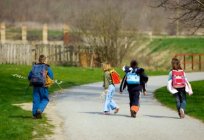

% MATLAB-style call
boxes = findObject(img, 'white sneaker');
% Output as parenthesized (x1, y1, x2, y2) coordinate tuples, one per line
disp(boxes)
(179, 108, 185, 119)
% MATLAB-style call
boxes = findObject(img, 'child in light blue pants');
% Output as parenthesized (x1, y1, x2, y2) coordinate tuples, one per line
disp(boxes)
(102, 63, 119, 115)
(104, 84, 118, 113)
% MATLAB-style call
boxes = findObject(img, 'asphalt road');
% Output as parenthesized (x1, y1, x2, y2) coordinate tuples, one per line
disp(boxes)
(55, 72, 204, 140)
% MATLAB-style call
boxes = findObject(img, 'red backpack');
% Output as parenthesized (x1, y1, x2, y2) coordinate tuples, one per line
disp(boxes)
(109, 69, 121, 84)
(172, 70, 185, 88)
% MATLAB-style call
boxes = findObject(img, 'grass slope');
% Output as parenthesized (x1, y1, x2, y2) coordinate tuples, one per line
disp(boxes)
(131, 37, 204, 70)
(149, 37, 204, 53)
(155, 80, 204, 122)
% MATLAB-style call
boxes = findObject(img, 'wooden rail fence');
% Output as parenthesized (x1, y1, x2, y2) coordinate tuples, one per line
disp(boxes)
(175, 53, 204, 71)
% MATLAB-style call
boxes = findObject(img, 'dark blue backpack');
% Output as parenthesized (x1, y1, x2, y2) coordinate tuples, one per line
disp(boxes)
(30, 64, 47, 87)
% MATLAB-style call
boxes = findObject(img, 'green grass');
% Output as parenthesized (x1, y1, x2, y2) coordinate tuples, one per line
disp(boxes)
(48, 30, 63, 41)
(0, 64, 167, 139)
(6, 27, 21, 40)
(0, 65, 54, 140)
(155, 80, 204, 122)
(148, 38, 204, 54)
(27, 29, 42, 41)
(0, 64, 120, 140)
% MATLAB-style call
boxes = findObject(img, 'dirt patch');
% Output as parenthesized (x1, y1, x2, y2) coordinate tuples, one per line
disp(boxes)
(13, 101, 65, 140)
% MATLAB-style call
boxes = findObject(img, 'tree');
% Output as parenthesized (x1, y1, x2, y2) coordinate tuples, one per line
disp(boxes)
(156, 0, 204, 33)
(75, 1, 137, 66)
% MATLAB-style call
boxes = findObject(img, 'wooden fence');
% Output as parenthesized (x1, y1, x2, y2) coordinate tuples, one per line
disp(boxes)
(0, 43, 32, 65)
(175, 53, 204, 71)
(0, 43, 93, 66)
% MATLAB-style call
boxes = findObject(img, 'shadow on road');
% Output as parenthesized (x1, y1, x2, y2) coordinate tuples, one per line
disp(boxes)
(80, 112, 131, 118)
(144, 114, 179, 119)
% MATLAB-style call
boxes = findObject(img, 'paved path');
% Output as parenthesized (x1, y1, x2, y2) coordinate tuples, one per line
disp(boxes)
(55, 72, 204, 140)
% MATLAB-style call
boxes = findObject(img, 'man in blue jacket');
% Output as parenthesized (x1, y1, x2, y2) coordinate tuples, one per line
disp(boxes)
(28, 55, 53, 119)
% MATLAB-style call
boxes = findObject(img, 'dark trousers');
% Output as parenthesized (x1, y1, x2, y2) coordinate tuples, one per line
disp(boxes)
(128, 89, 140, 108)
(174, 87, 186, 111)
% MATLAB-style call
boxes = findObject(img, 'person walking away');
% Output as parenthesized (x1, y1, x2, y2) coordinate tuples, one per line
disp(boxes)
(167, 58, 193, 119)
(102, 63, 119, 115)
(120, 60, 148, 118)
(28, 55, 54, 119)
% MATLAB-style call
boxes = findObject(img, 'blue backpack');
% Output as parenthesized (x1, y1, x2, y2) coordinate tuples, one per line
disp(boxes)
(30, 64, 47, 87)
(126, 70, 140, 84)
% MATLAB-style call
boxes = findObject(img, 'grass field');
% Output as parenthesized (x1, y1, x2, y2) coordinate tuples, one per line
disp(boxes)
(155, 80, 204, 122)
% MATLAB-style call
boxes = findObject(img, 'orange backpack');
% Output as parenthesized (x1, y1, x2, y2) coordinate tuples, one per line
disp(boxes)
(109, 69, 121, 84)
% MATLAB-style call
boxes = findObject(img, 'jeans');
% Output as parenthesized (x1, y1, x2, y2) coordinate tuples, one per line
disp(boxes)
(174, 88, 186, 111)
(104, 84, 118, 112)
(32, 87, 49, 116)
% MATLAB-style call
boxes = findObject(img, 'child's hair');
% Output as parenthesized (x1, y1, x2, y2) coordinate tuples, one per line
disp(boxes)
(130, 60, 138, 68)
(102, 62, 111, 71)
(39, 55, 46, 63)
(171, 58, 182, 70)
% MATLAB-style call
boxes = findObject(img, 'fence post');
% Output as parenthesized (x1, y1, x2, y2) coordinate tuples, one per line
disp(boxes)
(63, 24, 69, 45)
(183, 55, 186, 70)
(199, 55, 201, 71)
(192, 54, 194, 70)
(1, 23, 6, 43)
(43, 24, 48, 44)
(22, 25, 27, 43)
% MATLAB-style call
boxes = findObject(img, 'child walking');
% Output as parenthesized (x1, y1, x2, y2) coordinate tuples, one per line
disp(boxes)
(28, 55, 54, 119)
(120, 60, 148, 118)
(102, 63, 119, 115)
(167, 58, 193, 119)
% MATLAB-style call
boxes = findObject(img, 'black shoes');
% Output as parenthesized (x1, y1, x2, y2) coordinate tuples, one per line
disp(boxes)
(35, 109, 42, 119)
(130, 110, 136, 118)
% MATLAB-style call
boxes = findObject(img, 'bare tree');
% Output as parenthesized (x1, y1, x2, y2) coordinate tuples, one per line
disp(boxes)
(156, 0, 204, 33)
(75, 1, 137, 66)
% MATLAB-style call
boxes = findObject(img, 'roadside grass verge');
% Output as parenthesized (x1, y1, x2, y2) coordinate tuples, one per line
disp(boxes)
(0, 65, 53, 140)
(154, 80, 204, 122)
